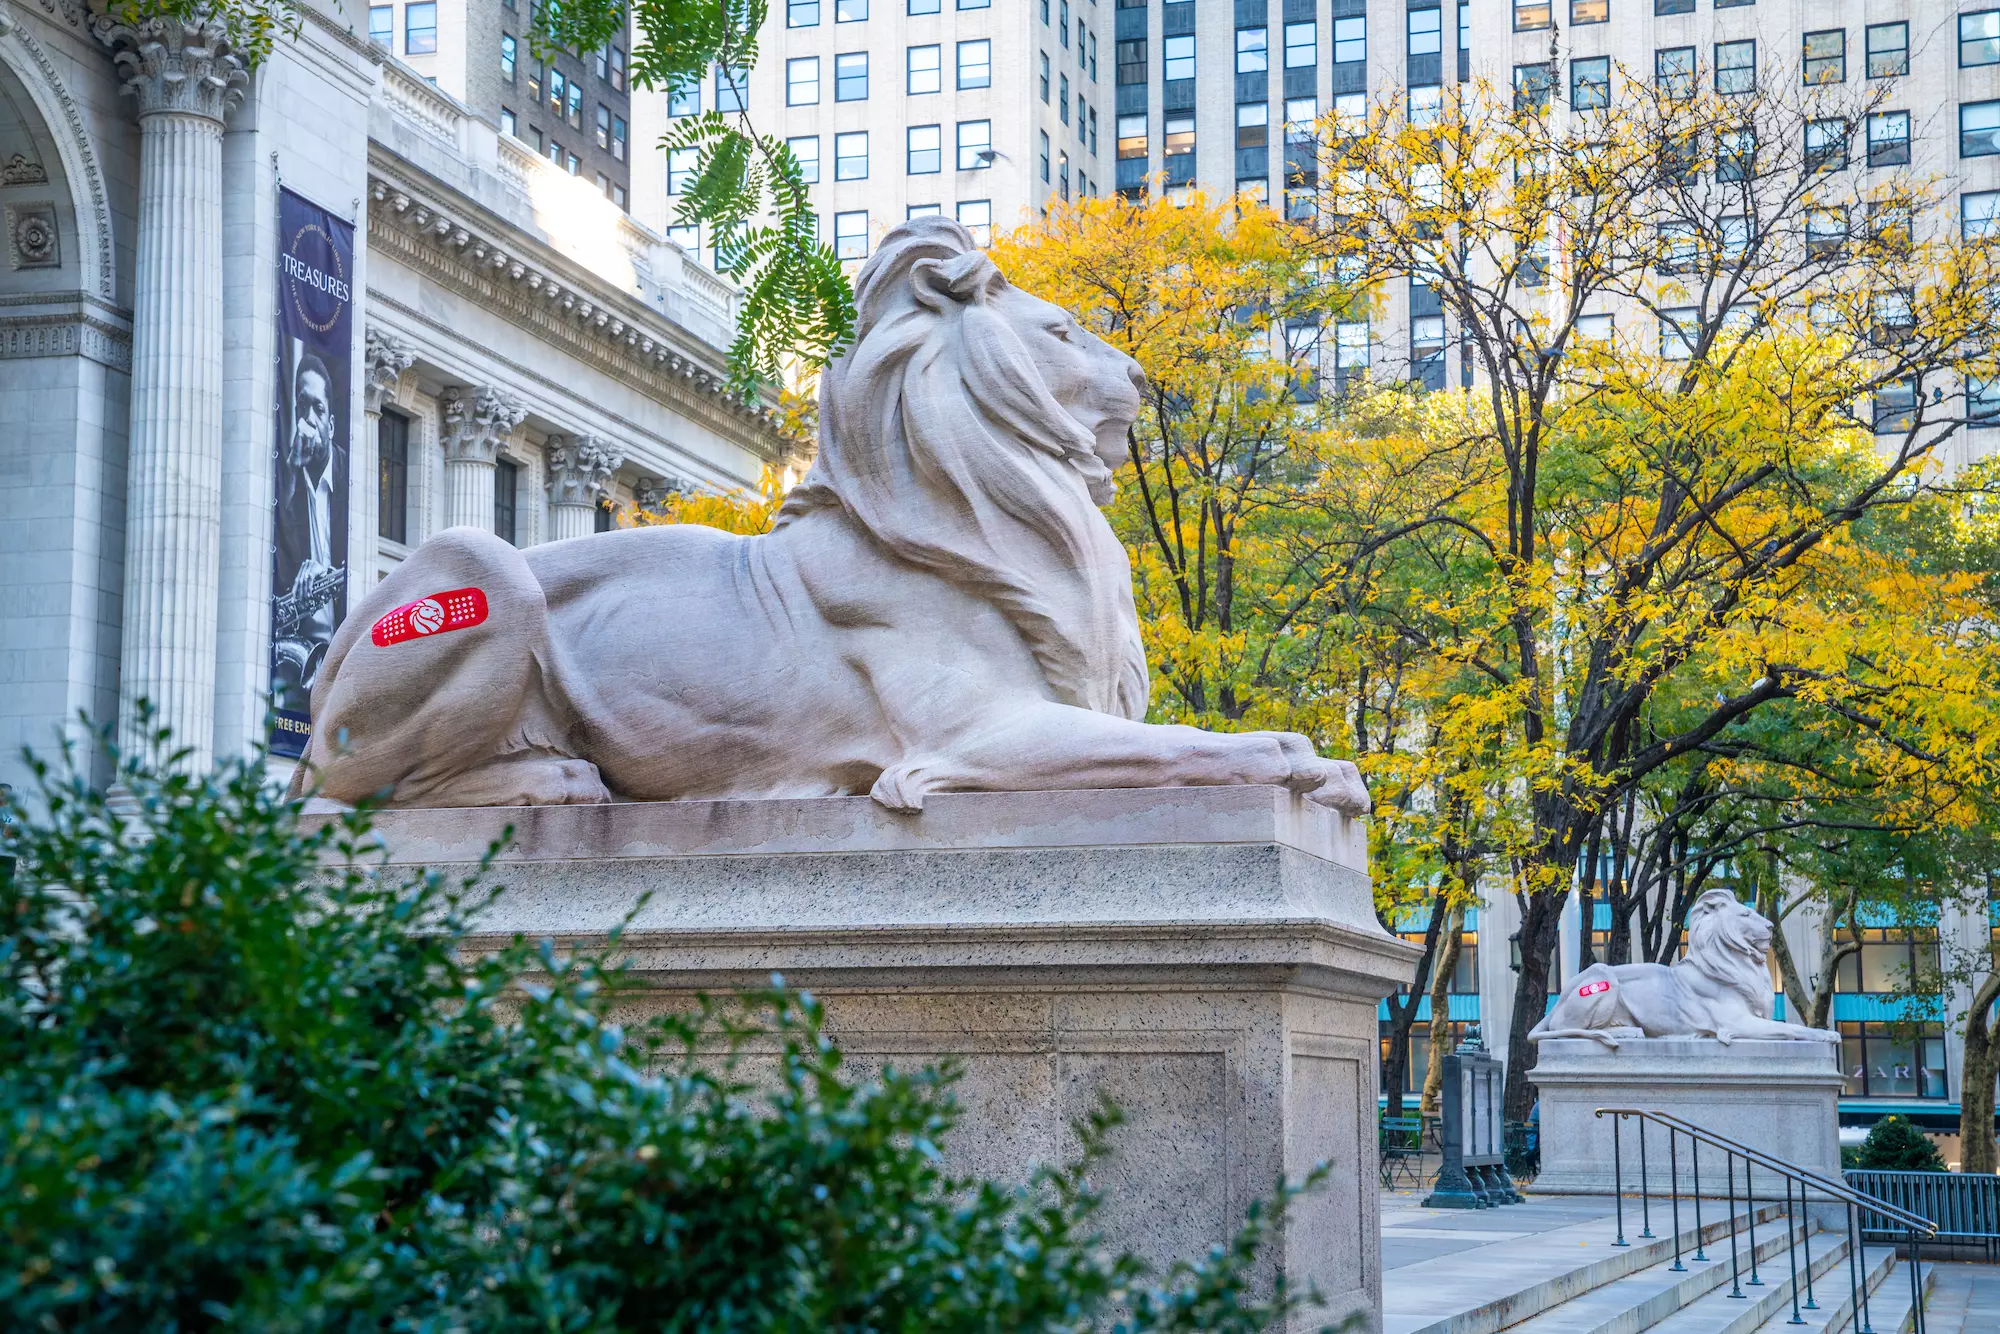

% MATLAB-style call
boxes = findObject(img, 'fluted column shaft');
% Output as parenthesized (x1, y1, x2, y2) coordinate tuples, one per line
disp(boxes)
(96, 15, 245, 764)
(445, 458, 497, 530)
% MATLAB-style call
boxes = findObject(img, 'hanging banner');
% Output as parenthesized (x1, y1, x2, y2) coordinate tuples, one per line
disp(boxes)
(268, 187, 356, 757)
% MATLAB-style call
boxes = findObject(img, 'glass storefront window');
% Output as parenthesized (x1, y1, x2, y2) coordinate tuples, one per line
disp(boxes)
(1839, 1020, 1948, 1099)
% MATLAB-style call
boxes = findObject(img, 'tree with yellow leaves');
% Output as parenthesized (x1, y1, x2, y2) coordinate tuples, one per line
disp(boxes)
(1296, 67, 2000, 1118)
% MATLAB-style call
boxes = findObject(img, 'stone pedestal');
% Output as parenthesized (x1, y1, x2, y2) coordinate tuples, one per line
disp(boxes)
(1529, 1038, 1844, 1196)
(351, 785, 1417, 1331)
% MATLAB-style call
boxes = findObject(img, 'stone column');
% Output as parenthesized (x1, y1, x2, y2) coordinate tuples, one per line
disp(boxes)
(93, 14, 246, 764)
(544, 436, 623, 541)
(357, 330, 415, 587)
(439, 385, 525, 532)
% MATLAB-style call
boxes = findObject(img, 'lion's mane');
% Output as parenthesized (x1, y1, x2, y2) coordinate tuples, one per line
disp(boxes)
(1680, 889, 1775, 1019)
(778, 217, 1149, 719)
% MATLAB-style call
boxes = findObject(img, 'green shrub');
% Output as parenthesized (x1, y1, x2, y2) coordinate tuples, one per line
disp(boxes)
(0, 731, 1338, 1331)
(1852, 1115, 1949, 1172)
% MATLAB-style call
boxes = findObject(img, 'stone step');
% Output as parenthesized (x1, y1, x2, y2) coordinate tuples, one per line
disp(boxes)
(1643, 1240, 1887, 1334)
(1747, 1256, 1931, 1334)
(1383, 1202, 1788, 1334)
(1499, 1220, 1810, 1334)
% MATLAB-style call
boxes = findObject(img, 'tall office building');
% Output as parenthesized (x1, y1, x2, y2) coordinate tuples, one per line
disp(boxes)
(631, 0, 1105, 261)
(369, 0, 636, 207)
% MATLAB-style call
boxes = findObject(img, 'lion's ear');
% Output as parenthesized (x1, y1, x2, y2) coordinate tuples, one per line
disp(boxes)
(910, 252, 1005, 312)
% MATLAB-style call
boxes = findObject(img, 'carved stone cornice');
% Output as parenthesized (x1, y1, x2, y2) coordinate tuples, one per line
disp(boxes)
(440, 385, 525, 465)
(545, 435, 622, 508)
(91, 12, 247, 123)
(362, 326, 414, 414)
(365, 165, 799, 465)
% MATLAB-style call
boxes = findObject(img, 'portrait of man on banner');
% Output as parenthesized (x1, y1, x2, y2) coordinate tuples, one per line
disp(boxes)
(269, 188, 355, 755)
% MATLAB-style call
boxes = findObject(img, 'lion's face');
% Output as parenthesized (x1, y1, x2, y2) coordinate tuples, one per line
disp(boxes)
(990, 282, 1146, 475)
(1689, 890, 1772, 962)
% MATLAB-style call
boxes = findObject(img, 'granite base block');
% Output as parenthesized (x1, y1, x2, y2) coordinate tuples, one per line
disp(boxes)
(339, 785, 1418, 1332)
(1528, 1038, 1845, 1198)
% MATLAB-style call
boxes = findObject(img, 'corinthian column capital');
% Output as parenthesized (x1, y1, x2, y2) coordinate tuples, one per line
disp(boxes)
(92, 12, 248, 123)
(545, 435, 623, 508)
(362, 328, 415, 415)
(440, 385, 526, 465)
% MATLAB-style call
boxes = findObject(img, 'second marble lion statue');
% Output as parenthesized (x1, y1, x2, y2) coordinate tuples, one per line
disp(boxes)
(293, 217, 1371, 814)
(1529, 889, 1841, 1047)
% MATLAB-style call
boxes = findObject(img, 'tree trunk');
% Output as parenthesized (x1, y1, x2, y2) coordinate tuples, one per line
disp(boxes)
(1421, 901, 1465, 1119)
(1959, 968, 2000, 1175)
(1380, 897, 1446, 1117)
(1503, 888, 1564, 1123)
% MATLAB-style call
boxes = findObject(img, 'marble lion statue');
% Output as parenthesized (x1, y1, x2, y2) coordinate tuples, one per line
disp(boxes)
(292, 217, 1371, 814)
(1528, 889, 1840, 1047)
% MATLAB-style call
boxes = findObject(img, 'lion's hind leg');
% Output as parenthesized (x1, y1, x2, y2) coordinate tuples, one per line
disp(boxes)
(301, 528, 550, 807)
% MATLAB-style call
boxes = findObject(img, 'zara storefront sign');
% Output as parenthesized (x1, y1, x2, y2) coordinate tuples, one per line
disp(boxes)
(268, 188, 356, 757)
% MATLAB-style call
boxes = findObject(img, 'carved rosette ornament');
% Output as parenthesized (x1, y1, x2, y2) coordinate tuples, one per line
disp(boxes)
(362, 328, 415, 415)
(91, 13, 248, 124)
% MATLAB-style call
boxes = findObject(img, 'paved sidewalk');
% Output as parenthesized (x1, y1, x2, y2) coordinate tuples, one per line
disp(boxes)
(1923, 1261, 2000, 1334)
(1381, 1189, 1618, 1272)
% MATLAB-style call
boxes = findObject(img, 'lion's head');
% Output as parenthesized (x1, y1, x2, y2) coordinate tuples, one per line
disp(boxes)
(779, 216, 1150, 719)
(1684, 889, 1776, 1013)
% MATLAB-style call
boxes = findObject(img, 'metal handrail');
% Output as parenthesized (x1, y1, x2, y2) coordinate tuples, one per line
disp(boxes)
(1594, 1107, 1936, 1334)
(1594, 1108, 1938, 1236)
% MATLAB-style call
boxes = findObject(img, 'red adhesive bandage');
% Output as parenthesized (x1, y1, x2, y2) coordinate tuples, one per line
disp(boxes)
(1577, 980, 1612, 997)
(371, 587, 489, 646)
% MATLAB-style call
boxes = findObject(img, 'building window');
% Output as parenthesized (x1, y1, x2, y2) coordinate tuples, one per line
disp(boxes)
(1409, 84, 1442, 123)
(1117, 114, 1146, 160)
(500, 33, 517, 80)
(667, 222, 699, 250)
(834, 210, 869, 259)
(1875, 377, 1917, 432)
(1655, 46, 1694, 98)
(957, 119, 992, 169)
(1332, 19, 1363, 65)
(790, 0, 820, 24)
(1969, 376, 2000, 424)
(1059, 149, 1070, 199)
(1089, 30, 1099, 80)
(1571, 56, 1609, 109)
(1805, 118, 1847, 172)
(1867, 111, 1909, 168)
(1840, 1023, 1948, 1100)
(1576, 313, 1614, 341)
(1164, 34, 1195, 80)
(567, 80, 583, 128)
(1715, 40, 1756, 95)
(909, 44, 942, 94)
(1966, 190, 2000, 239)
(1060, 74, 1070, 123)
(835, 51, 869, 100)
(1409, 8, 1442, 53)
(1803, 30, 1845, 85)
(908, 203, 941, 217)
(494, 457, 518, 544)
(1570, 0, 1605, 25)
(499, 107, 517, 138)
(567, 151, 580, 174)
(908, 124, 942, 173)
(1040, 50, 1051, 100)
(1837, 928, 1941, 995)
(1040, 129, 1052, 181)
(1964, 100, 2000, 158)
(786, 135, 820, 183)
(1964, 12, 2000, 68)
(1805, 207, 1846, 258)
(378, 409, 409, 544)
(596, 103, 611, 149)
(1866, 22, 1908, 78)
(546, 137, 562, 164)
(1238, 26, 1268, 73)
(1514, 0, 1550, 32)
(910, 0, 938, 12)
(787, 56, 819, 105)
(368, 4, 391, 44)
(610, 46, 625, 91)
(669, 77, 700, 117)
(958, 39, 991, 88)
(1334, 318, 1368, 382)
(610, 115, 626, 161)
(1163, 115, 1194, 184)
(716, 64, 748, 113)
(1089, 105, 1099, 156)
(1654, 0, 1691, 14)
(833, 130, 869, 181)
(837, 0, 868, 19)
(958, 199, 992, 246)
(1060, 0, 1070, 44)
(668, 147, 699, 194)
(1117, 38, 1146, 85)
(1514, 62, 1553, 111)
(959, 0, 989, 10)
(404, 1, 435, 54)
(595, 46, 610, 79)
(1659, 308, 1697, 359)
(1285, 21, 1319, 69)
